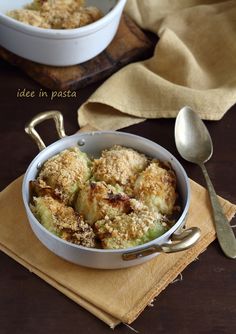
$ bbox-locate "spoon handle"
[199,163,236,259]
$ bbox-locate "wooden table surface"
[0,57,236,334]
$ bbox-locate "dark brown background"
[0,55,236,334]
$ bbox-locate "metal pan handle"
[25,111,67,151]
[122,227,201,261]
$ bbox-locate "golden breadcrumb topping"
[38,147,90,204]
[30,145,179,249]
[8,0,103,29]
[95,200,168,249]
[92,145,148,186]
[31,195,96,248]
[75,181,132,225]
[133,161,177,215]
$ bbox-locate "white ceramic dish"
[0,0,126,66]
[22,111,200,269]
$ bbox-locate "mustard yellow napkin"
[78,0,236,130]
[0,176,235,327]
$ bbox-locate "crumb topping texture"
[31,195,96,248]
[95,201,168,249]
[38,147,91,205]
[30,145,179,249]
[75,180,132,225]
[92,145,148,186]
[8,0,103,29]
[133,161,177,215]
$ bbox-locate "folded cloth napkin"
[78,0,236,130]
[0,176,235,327]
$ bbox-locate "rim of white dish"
[22,130,191,254]
[0,0,126,39]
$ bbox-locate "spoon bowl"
[175,106,236,259]
[175,106,213,164]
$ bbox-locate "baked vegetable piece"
[92,145,148,186]
[31,194,96,248]
[75,181,132,225]
[38,147,91,205]
[95,200,169,249]
[133,161,177,215]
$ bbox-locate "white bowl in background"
[0,0,126,66]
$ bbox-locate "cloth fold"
[78,0,236,130]
[0,176,235,327]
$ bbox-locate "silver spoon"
[175,106,236,259]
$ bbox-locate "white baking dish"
[22,111,200,269]
[0,0,126,66]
